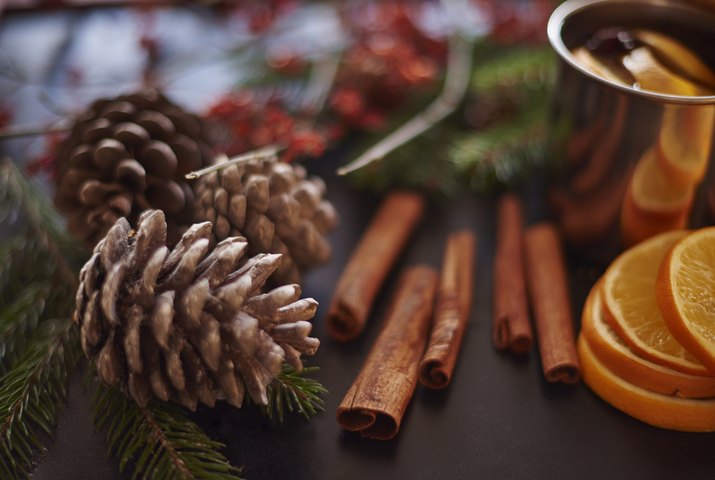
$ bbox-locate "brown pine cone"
[192,154,339,284]
[54,90,214,247]
[74,209,319,410]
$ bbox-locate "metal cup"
[546,0,715,262]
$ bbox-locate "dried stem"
[301,51,342,115]
[337,6,473,176]
[0,124,69,141]
[185,145,283,180]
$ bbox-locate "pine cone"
[54,90,214,248]
[193,154,339,284]
[74,209,320,410]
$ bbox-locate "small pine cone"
[54,90,215,248]
[74,209,320,410]
[193,155,339,284]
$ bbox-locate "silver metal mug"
[547,0,715,262]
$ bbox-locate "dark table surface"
[2,5,715,480]
[31,156,715,480]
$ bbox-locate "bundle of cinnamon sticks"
[492,193,580,384]
[331,190,581,441]
[331,192,477,440]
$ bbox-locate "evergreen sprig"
[263,365,327,422]
[348,42,555,196]
[0,283,50,366]
[92,383,244,480]
[0,318,81,478]
[451,95,548,192]
[0,158,328,478]
[471,44,554,92]
[0,160,85,478]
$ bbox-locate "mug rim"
[548,0,715,105]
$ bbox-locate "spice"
[327,191,425,341]
[337,265,438,440]
[524,223,580,384]
[419,231,476,389]
[492,194,532,353]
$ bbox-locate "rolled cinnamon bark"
[337,265,438,440]
[418,231,476,389]
[327,191,425,341]
[492,194,533,353]
[523,223,581,384]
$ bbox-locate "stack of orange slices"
[579,228,715,431]
[615,32,715,246]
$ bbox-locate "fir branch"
[0,283,50,365]
[451,94,549,192]
[0,318,80,479]
[262,365,327,422]
[0,159,86,279]
[92,384,243,480]
[471,45,555,92]
[348,123,462,197]
[348,42,555,195]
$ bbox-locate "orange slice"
[601,230,710,375]
[581,281,715,398]
[620,186,690,247]
[657,227,715,373]
[629,147,694,218]
[657,105,714,186]
[633,29,715,90]
[578,335,715,432]
[622,46,702,96]
[572,47,631,85]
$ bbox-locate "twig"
[184,145,282,180]
[301,51,342,115]
[337,4,473,176]
[0,124,70,141]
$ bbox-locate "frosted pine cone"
[193,154,338,284]
[55,90,214,247]
[74,209,319,410]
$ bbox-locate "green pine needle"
[0,283,51,365]
[0,159,87,275]
[450,96,548,193]
[0,318,80,479]
[92,384,244,480]
[262,365,327,422]
[347,43,555,196]
[0,159,85,477]
[471,44,555,92]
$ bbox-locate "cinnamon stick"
[337,265,438,440]
[492,194,533,353]
[419,231,476,389]
[327,191,425,341]
[523,223,580,384]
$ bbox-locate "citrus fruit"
[581,281,715,398]
[657,105,714,186]
[601,230,710,375]
[633,29,715,90]
[620,186,690,247]
[629,147,694,218]
[572,47,631,85]
[578,335,715,432]
[622,46,702,96]
[657,227,715,373]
